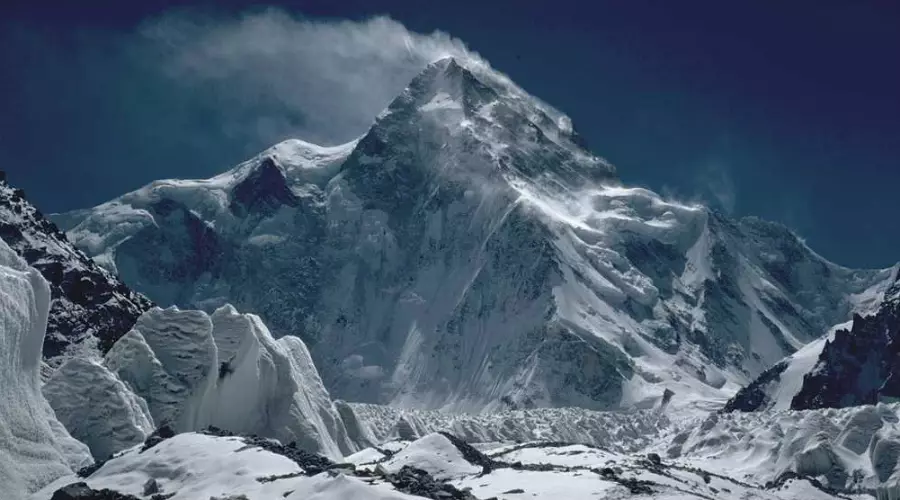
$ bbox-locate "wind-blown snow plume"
[140,9,482,145]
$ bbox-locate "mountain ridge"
[0,173,152,361]
[50,57,897,414]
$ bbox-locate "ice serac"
[0,175,152,361]
[56,57,894,412]
[104,305,355,459]
[42,358,154,460]
[0,239,92,498]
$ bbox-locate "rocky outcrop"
[791,293,900,410]
[0,175,151,360]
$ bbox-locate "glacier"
[55,57,897,414]
[35,402,900,500]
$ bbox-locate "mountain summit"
[54,58,895,413]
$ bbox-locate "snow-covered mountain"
[55,57,897,414]
[0,238,92,498]
[726,268,900,412]
[0,174,152,361]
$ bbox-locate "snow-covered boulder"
[104,305,356,459]
[42,358,154,460]
[0,239,92,498]
[381,433,482,480]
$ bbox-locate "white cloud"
[139,9,482,145]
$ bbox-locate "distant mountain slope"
[727,269,900,412]
[54,58,895,412]
[0,173,152,360]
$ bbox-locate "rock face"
[791,278,900,410]
[104,305,356,459]
[726,271,900,412]
[55,57,895,412]
[0,238,92,498]
[0,176,152,360]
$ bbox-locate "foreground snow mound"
[56,58,896,412]
[104,305,356,458]
[42,358,154,460]
[0,175,151,361]
[34,433,421,500]
[0,239,92,498]
[380,433,482,480]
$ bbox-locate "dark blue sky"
[2,0,899,268]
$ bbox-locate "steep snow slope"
[0,174,151,361]
[104,305,357,459]
[722,322,849,412]
[56,57,894,413]
[0,238,92,499]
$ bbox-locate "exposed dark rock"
[200,426,335,475]
[141,425,176,452]
[0,177,152,359]
[230,157,299,217]
[385,466,478,500]
[142,478,160,496]
[438,432,499,473]
[791,293,900,410]
[722,361,788,412]
[51,482,141,500]
[76,461,105,479]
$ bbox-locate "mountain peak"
[348,57,615,204]
[229,156,299,216]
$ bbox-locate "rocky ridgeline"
[0,171,152,359]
